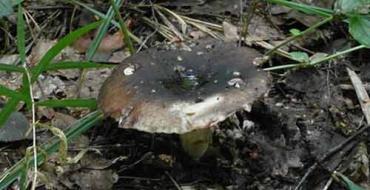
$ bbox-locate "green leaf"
[334,171,365,190]
[0,63,25,73]
[0,61,113,72]
[0,0,23,17]
[11,0,23,6]
[0,98,21,128]
[31,21,102,83]
[349,15,370,47]
[289,51,310,63]
[0,0,14,17]
[335,0,370,14]
[266,0,334,17]
[0,85,26,100]
[16,5,25,64]
[36,99,97,109]
[289,28,301,36]
[46,61,114,70]
[17,5,31,109]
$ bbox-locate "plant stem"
[263,63,299,71]
[266,0,334,17]
[266,15,334,56]
[310,44,366,65]
[264,44,366,71]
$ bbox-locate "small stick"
[165,171,182,190]
[294,125,369,190]
[347,68,370,123]
[294,68,370,189]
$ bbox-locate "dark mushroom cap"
[98,40,269,134]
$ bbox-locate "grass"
[0,0,136,187]
[264,0,369,71]
[0,2,224,187]
[0,111,103,189]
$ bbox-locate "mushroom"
[98,39,270,158]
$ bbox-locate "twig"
[266,15,333,55]
[347,68,370,123]
[118,152,153,172]
[339,83,370,91]
[322,177,333,190]
[165,171,182,190]
[154,7,184,41]
[294,125,370,190]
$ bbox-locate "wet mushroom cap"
[98,40,269,134]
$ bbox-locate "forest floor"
[0,0,369,189]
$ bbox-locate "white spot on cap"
[243,104,251,112]
[177,56,183,61]
[233,71,241,77]
[174,65,185,72]
[227,78,245,88]
[206,44,214,49]
[123,65,135,76]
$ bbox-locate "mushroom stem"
[180,128,213,160]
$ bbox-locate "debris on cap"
[98,39,270,134]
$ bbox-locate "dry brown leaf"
[223,21,239,42]
[73,31,125,53]
[29,39,81,66]
[29,39,58,65]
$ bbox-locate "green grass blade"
[0,110,103,189]
[68,0,142,45]
[0,61,113,73]
[110,0,135,54]
[30,21,102,83]
[45,61,114,70]
[0,97,21,127]
[0,5,27,128]
[19,149,31,190]
[86,0,122,60]
[0,85,26,100]
[266,0,334,17]
[16,5,25,65]
[0,21,102,127]
[0,63,25,73]
[36,99,97,109]
[16,5,32,110]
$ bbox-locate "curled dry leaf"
[223,21,239,42]
[28,39,80,66]
[73,31,125,54]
